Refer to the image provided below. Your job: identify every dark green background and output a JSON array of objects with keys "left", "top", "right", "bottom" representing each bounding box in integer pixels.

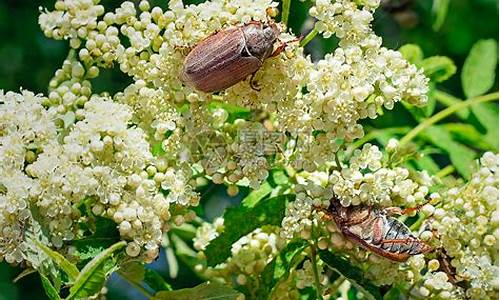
[{"left": 0, "top": 0, "right": 497, "bottom": 299}]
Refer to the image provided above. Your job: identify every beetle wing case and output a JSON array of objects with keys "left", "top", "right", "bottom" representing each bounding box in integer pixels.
[{"left": 181, "top": 27, "right": 262, "bottom": 93}]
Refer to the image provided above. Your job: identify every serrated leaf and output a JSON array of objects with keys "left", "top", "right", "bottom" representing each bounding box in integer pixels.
[
  {"left": 205, "top": 194, "right": 294, "bottom": 266},
  {"left": 153, "top": 281, "right": 241, "bottom": 300},
  {"left": 67, "top": 241, "right": 126, "bottom": 299},
  {"left": 319, "top": 251, "right": 382, "bottom": 300},
  {"left": 257, "top": 240, "right": 308, "bottom": 299},
  {"left": 418, "top": 56, "right": 456, "bottom": 83},
  {"left": 241, "top": 181, "right": 272, "bottom": 208},
  {"left": 421, "top": 126, "right": 476, "bottom": 178},
  {"left": 470, "top": 103, "right": 499, "bottom": 151},
  {"left": 73, "top": 217, "right": 120, "bottom": 263},
  {"left": 40, "top": 274, "right": 62, "bottom": 300},
  {"left": 31, "top": 239, "right": 79, "bottom": 282},
  {"left": 398, "top": 44, "right": 423, "bottom": 64},
  {"left": 462, "top": 39, "right": 498, "bottom": 98}
]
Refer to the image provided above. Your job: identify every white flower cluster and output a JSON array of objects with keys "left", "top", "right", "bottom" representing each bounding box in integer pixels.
[
  {"left": 332, "top": 144, "right": 432, "bottom": 207},
  {"left": 304, "top": 0, "right": 428, "bottom": 142},
  {"left": 0, "top": 91, "right": 56, "bottom": 263},
  {"left": 0, "top": 91, "right": 198, "bottom": 264},
  {"left": 39, "top": 0, "right": 105, "bottom": 40},
  {"left": 193, "top": 217, "right": 224, "bottom": 251},
  {"left": 194, "top": 223, "right": 280, "bottom": 292},
  {"left": 419, "top": 152, "right": 499, "bottom": 299},
  {"left": 281, "top": 144, "right": 432, "bottom": 240},
  {"left": 37, "top": 0, "right": 429, "bottom": 191}
]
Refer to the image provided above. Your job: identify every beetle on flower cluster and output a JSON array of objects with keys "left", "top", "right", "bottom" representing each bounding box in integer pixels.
[
  {"left": 181, "top": 21, "right": 293, "bottom": 92},
  {"left": 0, "top": 0, "right": 497, "bottom": 299}
]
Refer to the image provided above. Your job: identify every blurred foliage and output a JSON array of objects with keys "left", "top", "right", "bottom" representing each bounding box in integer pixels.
[{"left": 0, "top": 0, "right": 498, "bottom": 299}]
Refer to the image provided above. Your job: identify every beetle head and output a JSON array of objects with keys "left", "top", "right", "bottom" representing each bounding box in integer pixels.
[{"left": 243, "top": 22, "right": 281, "bottom": 61}]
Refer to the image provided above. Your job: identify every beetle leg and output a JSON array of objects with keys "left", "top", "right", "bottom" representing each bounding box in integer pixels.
[
  {"left": 384, "top": 205, "right": 420, "bottom": 216},
  {"left": 270, "top": 42, "right": 287, "bottom": 57},
  {"left": 270, "top": 35, "right": 304, "bottom": 58},
  {"left": 313, "top": 205, "right": 337, "bottom": 221},
  {"left": 380, "top": 237, "right": 418, "bottom": 244},
  {"left": 371, "top": 217, "right": 385, "bottom": 244},
  {"left": 249, "top": 72, "right": 261, "bottom": 91}
]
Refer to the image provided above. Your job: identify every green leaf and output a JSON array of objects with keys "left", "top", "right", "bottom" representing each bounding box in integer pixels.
[
  {"left": 119, "top": 261, "right": 172, "bottom": 293},
  {"left": 59, "top": 111, "right": 76, "bottom": 129},
  {"left": 470, "top": 103, "right": 499, "bottom": 151},
  {"left": 299, "top": 287, "right": 317, "bottom": 300},
  {"left": 152, "top": 142, "right": 166, "bottom": 156},
  {"left": 169, "top": 233, "right": 199, "bottom": 270},
  {"left": 241, "top": 181, "right": 272, "bottom": 208},
  {"left": 205, "top": 194, "right": 294, "bottom": 266},
  {"left": 348, "top": 287, "right": 359, "bottom": 300},
  {"left": 118, "top": 261, "right": 145, "bottom": 285},
  {"left": 73, "top": 217, "right": 120, "bottom": 263},
  {"left": 31, "top": 239, "right": 79, "bottom": 282},
  {"left": 418, "top": 56, "right": 456, "bottom": 83},
  {"left": 383, "top": 286, "right": 402, "bottom": 300},
  {"left": 443, "top": 123, "right": 496, "bottom": 151},
  {"left": 432, "top": 0, "right": 450, "bottom": 31},
  {"left": 40, "top": 274, "right": 62, "bottom": 300},
  {"left": 398, "top": 44, "right": 423, "bottom": 64},
  {"left": 270, "top": 169, "right": 289, "bottom": 186},
  {"left": 208, "top": 101, "right": 252, "bottom": 122},
  {"left": 165, "top": 244, "right": 179, "bottom": 278},
  {"left": 421, "top": 126, "right": 476, "bottom": 178},
  {"left": 410, "top": 154, "right": 441, "bottom": 174},
  {"left": 67, "top": 241, "right": 126, "bottom": 299},
  {"left": 153, "top": 281, "right": 241, "bottom": 300},
  {"left": 170, "top": 223, "right": 197, "bottom": 241},
  {"left": 462, "top": 39, "right": 498, "bottom": 98},
  {"left": 319, "top": 251, "right": 382, "bottom": 300},
  {"left": 144, "top": 269, "right": 173, "bottom": 292},
  {"left": 257, "top": 240, "right": 308, "bottom": 299}
]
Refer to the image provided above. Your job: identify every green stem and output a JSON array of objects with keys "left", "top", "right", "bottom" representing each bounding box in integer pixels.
[
  {"left": 399, "top": 92, "right": 499, "bottom": 146},
  {"left": 329, "top": 274, "right": 345, "bottom": 294},
  {"left": 310, "top": 225, "right": 323, "bottom": 300},
  {"left": 281, "top": 0, "right": 291, "bottom": 27},
  {"left": 433, "top": 90, "right": 469, "bottom": 120},
  {"left": 349, "top": 127, "right": 410, "bottom": 150},
  {"left": 300, "top": 28, "right": 318, "bottom": 47},
  {"left": 435, "top": 165, "right": 455, "bottom": 178}
]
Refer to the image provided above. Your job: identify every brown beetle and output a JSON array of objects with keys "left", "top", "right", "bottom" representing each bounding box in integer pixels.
[
  {"left": 325, "top": 198, "right": 432, "bottom": 262},
  {"left": 181, "top": 21, "right": 290, "bottom": 93}
]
